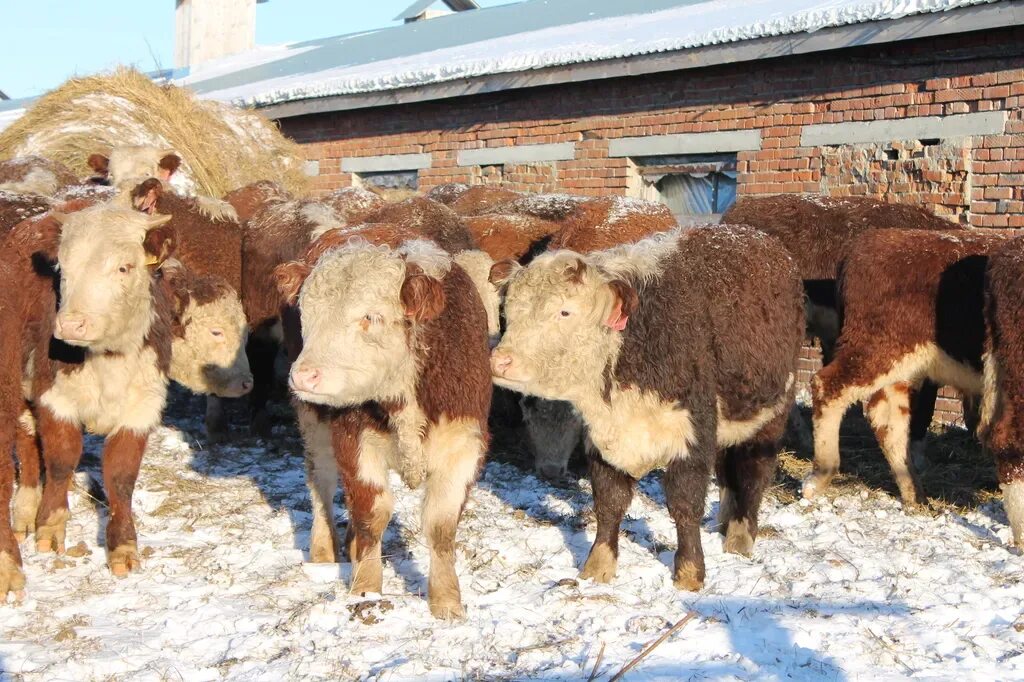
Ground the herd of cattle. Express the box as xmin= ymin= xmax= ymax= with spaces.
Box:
xmin=0 ymin=146 xmax=1022 ymax=620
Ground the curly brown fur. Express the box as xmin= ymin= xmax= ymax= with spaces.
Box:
xmin=550 ymin=196 xmax=677 ymax=252
xmin=364 ymin=197 xmax=476 ymax=253
xmin=448 ymin=186 xmax=522 ymax=217
xmin=0 ymin=157 xmax=80 ymax=197
xmin=222 ymin=181 xmax=292 ymax=224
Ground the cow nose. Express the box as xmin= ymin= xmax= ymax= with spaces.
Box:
xmin=290 ymin=366 xmax=322 ymax=393
xmin=55 ymin=313 xmax=89 ymax=341
xmin=240 ymin=378 xmax=254 ymax=393
xmin=490 ymin=350 xmax=514 ymax=377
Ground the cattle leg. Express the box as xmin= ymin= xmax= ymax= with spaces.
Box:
xmin=102 ymin=429 xmax=148 ymax=576
xmin=806 ymin=357 xmax=864 ymax=500
xmin=246 ymin=332 xmax=279 ymax=439
xmin=717 ymin=426 xmax=783 ymax=557
xmin=962 ymin=393 xmax=982 ymax=435
xmin=581 ymin=445 xmax=634 ymax=584
xmin=13 ymin=408 xmax=43 ymax=542
xmin=866 ymin=382 xmax=925 ymax=507
xmin=0 ymin=428 xmax=25 ymax=599
xmin=995 ymin=448 xmax=1024 ymax=546
xmin=422 ymin=420 xmax=484 ymax=619
xmin=521 ymin=397 xmax=582 ymax=480
xmin=35 ymin=408 xmax=83 ymax=554
xmin=908 ymin=380 xmax=939 ymax=472
xmin=334 ymin=421 xmax=394 ymax=597
xmin=296 ymin=403 xmax=339 ymax=563
xmin=664 ymin=451 xmax=710 ymax=591
xmin=204 ymin=396 xmax=228 ymax=444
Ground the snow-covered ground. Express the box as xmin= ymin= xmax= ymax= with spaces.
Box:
xmin=2 ymin=394 xmax=1023 ymax=680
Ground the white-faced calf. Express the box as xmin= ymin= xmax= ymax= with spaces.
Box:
xmin=275 ymin=238 xmax=491 ymax=618
xmin=491 ymin=227 xmax=803 ymax=589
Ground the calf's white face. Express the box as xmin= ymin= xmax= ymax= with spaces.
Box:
xmin=490 ymin=252 xmax=635 ymax=401
xmin=92 ymin=145 xmax=180 ymax=192
xmin=169 ymin=274 xmax=253 ymax=398
xmin=283 ymin=241 xmax=447 ymax=408
xmin=54 ymin=205 xmax=173 ymax=353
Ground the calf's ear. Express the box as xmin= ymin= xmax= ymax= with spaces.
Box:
xmin=87 ymin=153 xmax=110 ymax=177
xmin=273 ymin=261 xmax=312 ymax=305
xmin=143 ymin=215 xmax=176 ymax=268
xmin=131 ymin=178 xmax=164 ymax=214
xmin=159 ymin=259 xmax=192 ymax=330
xmin=158 ymin=152 xmax=181 ymax=181
xmin=604 ymin=279 xmax=638 ymax=332
xmin=401 ymin=267 xmax=446 ymax=323
xmin=488 ymin=259 xmax=521 ymax=287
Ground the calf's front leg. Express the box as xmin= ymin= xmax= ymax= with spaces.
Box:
xmin=581 ymin=445 xmax=634 ymax=584
xmin=13 ymin=407 xmax=42 ymax=542
xmin=35 ymin=408 xmax=83 ymax=554
xmin=102 ymin=429 xmax=149 ymax=576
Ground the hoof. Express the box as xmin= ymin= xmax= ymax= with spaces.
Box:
xmin=0 ymin=552 xmax=26 ymax=602
xmin=673 ymin=562 xmax=704 ymax=592
xmin=429 ymin=598 xmax=465 ymax=620
xmin=349 ymin=562 xmax=383 ymax=596
xmin=801 ymin=472 xmax=834 ymax=501
xmin=12 ymin=486 xmax=41 ymax=542
xmin=723 ymin=519 xmax=755 ymax=557
xmin=250 ymin=411 xmax=273 ymax=440
xmin=108 ymin=543 xmax=140 ymax=577
xmin=580 ymin=543 xmax=617 ymax=583
xmin=35 ymin=510 xmax=69 ymax=554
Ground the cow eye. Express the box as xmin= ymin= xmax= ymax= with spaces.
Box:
xmin=118 ymin=264 xmax=133 ymax=274
xmin=559 ymin=310 xmax=571 ymax=318
xmin=210 ymin=329 xmax=223 ymax=338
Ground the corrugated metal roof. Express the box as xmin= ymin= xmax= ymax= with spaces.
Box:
xmin=175 ymin=0 xmax=1015 ymax=112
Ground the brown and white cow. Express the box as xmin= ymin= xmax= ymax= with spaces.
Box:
xmin=0 ymin=156 xmax=80 ymax=197
xmin=807 ymin=229 xmax=1019 ymax=507
xmin=981 ymin=237 xmax=1024 ymax=545
xmin=491 ymin=226 xmax=803 ymax=589
xmin=276 ymin=237 xmax=491 ymax=618
xmin=4 ymin=209 xmax=251 ymax=561
xmin=27 ymin=205 xmax=179 ymax=577
xmin=223 ymin=180 xmax=292 ymax=225
xmin=87 ymin=146 xmax=180 ymax=191
xmin=0 ymin=189 xmax=51 ymax=234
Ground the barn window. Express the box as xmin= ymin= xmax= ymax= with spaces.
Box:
xmin=632 ymin=154 xmax=737 ymax=224
xmin=354 ymin=169 xmax=419 ymax=191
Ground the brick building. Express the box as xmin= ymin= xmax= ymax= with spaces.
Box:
xmin=177 ymin=0 xmax=1024 ymax=421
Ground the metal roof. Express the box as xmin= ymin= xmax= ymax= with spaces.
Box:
xmin=173 ymin=0 xmax=1019 ymax=117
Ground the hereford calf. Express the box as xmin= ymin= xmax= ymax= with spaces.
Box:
xmin=0 ymin=156 xmax=79 ymax=197
xmin=223 ymin=180 xmax=291 ymax=224
xmin=276 ymin=238 xmax=491 ymax=618
xmin=807 ymin=229 xmax=1018 ymax=506
xmin=491 ymin=227 xmax=803 ymax=588
xmin=979 ymin=238 xmax=1024 ymax=545
xmin=322 ymin=186 xmax=385 ymax=223
xmin=21 ymin=205 xmax=179 ymax=579
xmin=87 ymin=146 xmax=180 ymax=191
xmin=0 ymin=189 xmax=50 ymax=234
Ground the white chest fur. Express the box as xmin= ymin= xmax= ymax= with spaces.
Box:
xmin=578 ymin=386 xmax=696 ymax=479
xmin=40 ymin=346 xmax=168 ymax=435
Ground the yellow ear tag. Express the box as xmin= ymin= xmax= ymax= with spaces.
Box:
xmin=145 ymin=254 xmax=161 ymax=267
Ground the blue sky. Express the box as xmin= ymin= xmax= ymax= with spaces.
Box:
xmin=0 ymin=0 xmax=517 ymax=99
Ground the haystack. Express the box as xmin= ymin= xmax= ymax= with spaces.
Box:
xmin=0 ymin=68 xmax=308 ymax=198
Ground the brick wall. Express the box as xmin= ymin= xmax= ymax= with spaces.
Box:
xmin=278 ymin=26 xmax=1024 ymax=426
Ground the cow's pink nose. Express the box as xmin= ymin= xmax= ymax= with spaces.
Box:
xmin=241 ymin=379 xmax=253 ymax=393
xmin=290 ymin=366 xmax=322 ymax=393
xmin=490 ymin=350 xmax=514 ymax=378
xmin=55 ymin=313 xmax=89 ymax=341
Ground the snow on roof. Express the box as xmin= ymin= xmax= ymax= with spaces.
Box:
xmin=179 ymin=0 xmax=1006 ymax=109
xmin=0 ymin=104 xmax=26 ymax=133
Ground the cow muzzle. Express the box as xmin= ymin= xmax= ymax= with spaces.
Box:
xmin=289 ymin=364 xmax=323 ymax=395
xmin=54 ymin=312 xmax=97 ymax=345
xmin=490 ymin=348 xmax=529 ymax=383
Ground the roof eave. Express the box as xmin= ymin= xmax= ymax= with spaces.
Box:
xmin=258 ymin=1 xmax=1022 ymax=120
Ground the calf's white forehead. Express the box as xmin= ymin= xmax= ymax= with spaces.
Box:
xmin=299 ymin=245 xmax=406 ymax=316
xmin=109 ymin=145 xmax=164 ymax=182
xmin=59 ymin=206 xmax=152 ymax=264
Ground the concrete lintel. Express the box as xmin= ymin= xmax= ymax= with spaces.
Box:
xmin=608 ymin=130 xmax=762 ymax=158
xmin=801 ymin=111 xmax=1008 ymax=147
xmin=341 ymin=153 xmax=433 ymax=173
xmin=456 ymin=142 xmax=576 ymax=166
